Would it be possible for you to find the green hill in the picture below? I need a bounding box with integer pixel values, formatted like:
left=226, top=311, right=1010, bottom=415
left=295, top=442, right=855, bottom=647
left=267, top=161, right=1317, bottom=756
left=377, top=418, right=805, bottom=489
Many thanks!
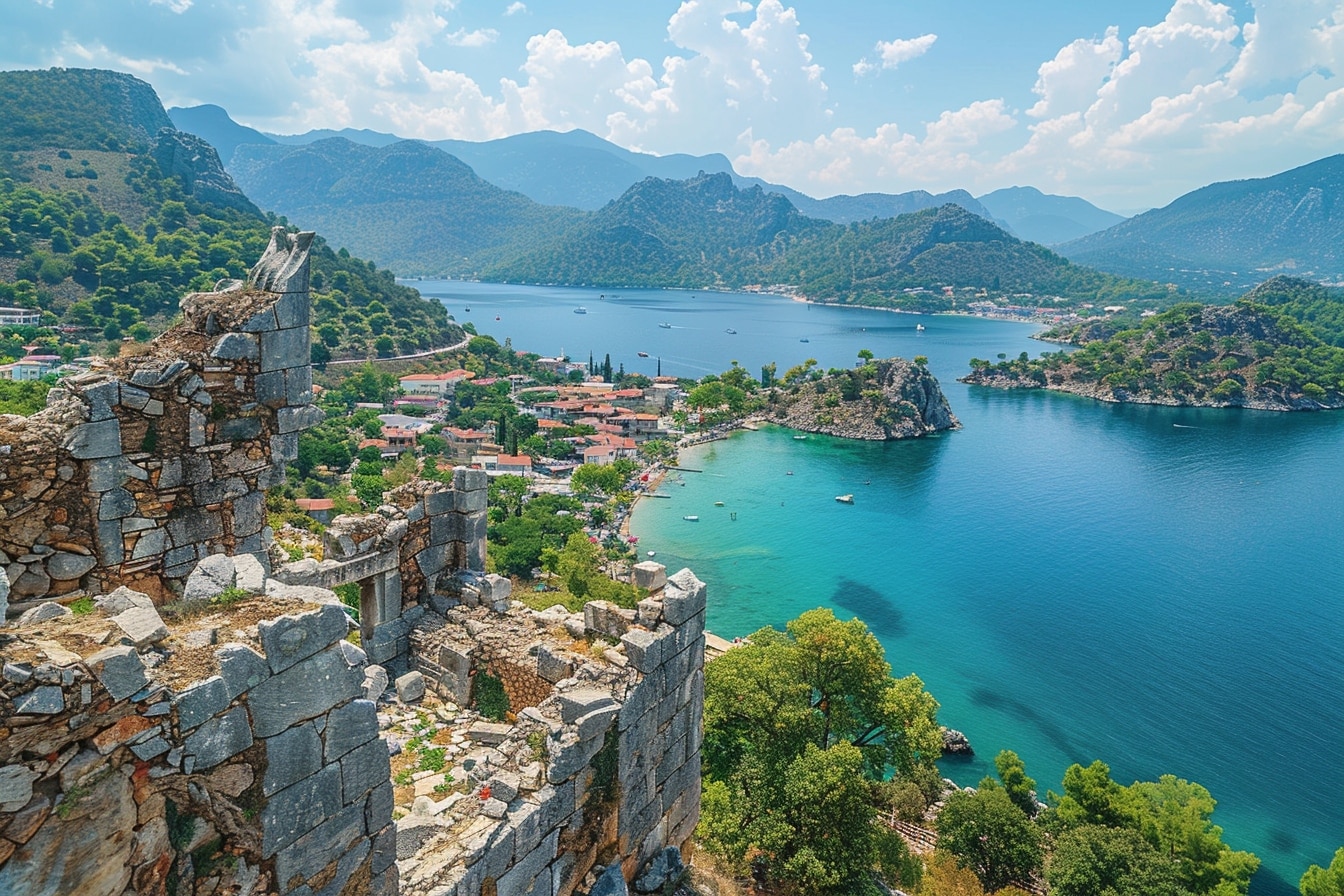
left=229, top=138, right=582, bottom=275
left=961, top=276, right=1344, bottom=410
left=976, top=186, right=1126, bottom=245
left=486, top=172, right=1166, bottom=309
left=0, top=68, right=462, bottom=364
left=1058, top=155, right=1344, bottom=292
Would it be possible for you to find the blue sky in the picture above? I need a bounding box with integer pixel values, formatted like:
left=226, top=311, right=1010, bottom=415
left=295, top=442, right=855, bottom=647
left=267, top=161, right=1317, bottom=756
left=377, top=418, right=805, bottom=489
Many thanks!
left=4, top=0, right=1341, bottom=211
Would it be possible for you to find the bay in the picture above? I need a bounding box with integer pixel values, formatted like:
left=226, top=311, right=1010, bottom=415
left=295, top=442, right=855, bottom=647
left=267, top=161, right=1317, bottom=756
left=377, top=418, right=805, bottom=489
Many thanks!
left=414, top=279, right=1344, bottom=894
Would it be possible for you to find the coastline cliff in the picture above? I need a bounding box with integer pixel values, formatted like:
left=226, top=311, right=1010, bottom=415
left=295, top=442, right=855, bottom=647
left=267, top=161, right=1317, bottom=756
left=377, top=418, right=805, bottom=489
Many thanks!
left=768, top=357, right=960, bottom=440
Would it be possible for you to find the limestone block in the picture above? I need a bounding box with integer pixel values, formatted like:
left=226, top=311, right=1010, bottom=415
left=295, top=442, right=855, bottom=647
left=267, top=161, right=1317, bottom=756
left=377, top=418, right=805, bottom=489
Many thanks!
left=272, top=803, right=366, bottom=889
left=662, top=568, right=707, bottom=625
left=0, top=574, right=7, bottom=626
left=362, top=664, right=389, bottom=702
left=631, top=562, right=667, bottom=592
left=174, top=675, right=231, bottom=732
left=45, top=551, right=95, bottom=581
left=277, top=404, right=325, bottom=434
left=258, top=604, right=349, bottom=673
left=112, top=604, right=169, bottom=648
left=13, top=685, right=64, bottom=715
left=184, top=553, right=235, bottom=602
left=120, top=384, right=150, bottom=411
left=467, top=721, right=512, bottom=746
left=219, top=416, right=262, bottom=440
left=240, top=306, right=278, bottom=333
left=86, top=456, right=143, bottom=492
left=188, top=407, right=206, bottom=447
left=366, top=781, right=395, bottom=833
left=620, top=628, right=663, bottom=673
left=262, top=722, right=323, bottom=796
left=96, top=520, right=124, bottom=565
left=285, top=365, right=313, bottom=405
left=497, top=830, right=560, bottom=896
left=590, top=863, right=631, bottom=896
left=130, top=736, right=170, bottom=760
left=424, top=489, right=454, bottom=516
left=486, top=770, right=520, bottom=804
left=536, top=645, right=574, bottom=684
left=232, top=552, right=268, bottom=593
left=261, top=763, right=342, bottom=856
left=247, top=643, right=364, bottom=738
left=216, top=643, right=270, bottom=699
left=395, top=814, right=447, bottom=860
left=18, top=601, right=71, bottom=625
left=395, top=670, right=425, bottom=703
left=370, top=823, right=397, bottom=876
left=558, top=688, right=619, bottom=724
left=130, top=528, right=168, bottom=561
left=324, top=698, right=379, bottom=762
left=340, top=737, right=390, bottom=805
left=481, top=573, right=512, bottom=605
left=577, top=705, right=620, bottom=743
left=86, top=645, right=148, bottom=701
left=0, top=767, right=135, bottom=896
left=0, top=766, right=39, bottom=813
left=183, top=705, right=253, bottom=772
left=585, top=601, right=634, bottom=639
left=64, top=418, right=122, bottom=459
left=453, top=466, right=488, bottom=493
left=194, top=477, right=248, bottom=506
left=260, top=326, right=309, bottom=373
left=210, top=332, right=260, bottom=361
left=254, top=369, right=287, bottom=408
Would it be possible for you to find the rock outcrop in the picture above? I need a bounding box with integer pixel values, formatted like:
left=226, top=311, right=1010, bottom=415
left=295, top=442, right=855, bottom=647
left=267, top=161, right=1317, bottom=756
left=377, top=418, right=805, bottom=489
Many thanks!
left=770, top=357, right=959, bottom=440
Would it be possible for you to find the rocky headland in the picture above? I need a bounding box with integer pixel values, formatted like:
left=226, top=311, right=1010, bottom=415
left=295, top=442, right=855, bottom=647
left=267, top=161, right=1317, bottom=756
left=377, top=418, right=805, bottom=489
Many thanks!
left=768, top=357, right=960, bottom=440
left=960, top=280, right=1344, bottom=412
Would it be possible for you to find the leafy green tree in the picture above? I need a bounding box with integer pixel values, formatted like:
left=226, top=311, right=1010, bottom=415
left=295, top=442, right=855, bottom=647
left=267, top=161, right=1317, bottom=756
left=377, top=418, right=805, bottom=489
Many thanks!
left=569, top=462, right=626, bottom=499
left=700, top=609, right=943, bottom=893
left=1047, top=825, right=1193, bottom=896
left=1301, top=848, right=1344, bottom=896
left=991, top=750, right=1038, bottom=817
left=936, top=786, right=1043, bottom=892
left=488, top=474, right=528, bottom=518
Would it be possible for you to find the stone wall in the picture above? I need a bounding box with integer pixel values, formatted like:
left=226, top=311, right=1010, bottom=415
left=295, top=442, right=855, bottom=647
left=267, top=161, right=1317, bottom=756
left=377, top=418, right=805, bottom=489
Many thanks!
left=0, top=570, right=394, bottom=896
left=395, top=563, right=705, bottom=896
left=0, top=228, right=322, bottom=611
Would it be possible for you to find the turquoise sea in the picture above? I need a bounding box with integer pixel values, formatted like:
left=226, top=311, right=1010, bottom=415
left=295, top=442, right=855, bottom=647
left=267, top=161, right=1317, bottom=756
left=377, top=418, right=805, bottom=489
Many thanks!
left=415, top=280, right=1344, bottom=894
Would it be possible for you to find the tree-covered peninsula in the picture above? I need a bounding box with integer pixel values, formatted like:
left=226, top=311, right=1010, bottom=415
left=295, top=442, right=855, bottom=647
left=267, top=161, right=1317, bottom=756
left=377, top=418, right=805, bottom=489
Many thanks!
left=961, top=277, right=1344, bottom=410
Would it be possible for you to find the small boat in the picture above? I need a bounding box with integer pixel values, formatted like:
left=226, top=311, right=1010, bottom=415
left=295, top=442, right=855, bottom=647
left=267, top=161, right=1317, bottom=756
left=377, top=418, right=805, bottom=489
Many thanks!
left=714, top=501, right=725, bottom=507
left=916, top=323, right=926, bottom=331
left=465, top=307, right=470, bottom=312
left=638, top=351, right=649, bottom=358
left=495, top=315, right=501, bottom=321
left=786, top=471, right=793, bottom=476
left=647, top=550, right=655, bottom=557
left=574, top=307, right=587, bottom=314
left=683, top=515, right=699, bottom=522
left=793, top=435, right=807, bottom=440
left=725, top=328, right=737, bottom=334
left=659, top=322, right=672, bottom=329
left=799, top=337, right=809, bottom=343
left=835, top=494, right=854, bottom=504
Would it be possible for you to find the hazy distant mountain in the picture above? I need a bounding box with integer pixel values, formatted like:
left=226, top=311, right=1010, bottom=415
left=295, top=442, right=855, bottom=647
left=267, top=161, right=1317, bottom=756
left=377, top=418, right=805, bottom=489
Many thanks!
left=485, top=172, right=1165, bottom=307
left=1058, top=155, right=1344, bottom=292
left=976, top=186, right=1126, bottom=245
left=228, top=137, right=582, bottom=273
left=177, top=103, right=1000, bottom=224
left=167, top=104, right=275, bottom=166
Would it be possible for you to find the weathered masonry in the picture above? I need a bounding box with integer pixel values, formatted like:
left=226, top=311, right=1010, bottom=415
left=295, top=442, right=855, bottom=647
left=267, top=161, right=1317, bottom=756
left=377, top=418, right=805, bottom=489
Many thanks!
left=1, top=231, right=705, bottom=896
left=0, top=228, right=324, bottom=608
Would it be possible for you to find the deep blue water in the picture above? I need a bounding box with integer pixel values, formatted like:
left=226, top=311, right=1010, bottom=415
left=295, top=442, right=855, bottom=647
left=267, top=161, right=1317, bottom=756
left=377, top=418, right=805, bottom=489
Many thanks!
left=414, top=280, right=1344, bottom=893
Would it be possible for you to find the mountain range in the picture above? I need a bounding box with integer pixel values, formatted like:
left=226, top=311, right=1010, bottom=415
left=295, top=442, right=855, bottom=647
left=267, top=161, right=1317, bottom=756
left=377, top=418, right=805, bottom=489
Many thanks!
left=1057, top=155, right=1344, bottom=292
left=168, top=105, right=1117, bottom=244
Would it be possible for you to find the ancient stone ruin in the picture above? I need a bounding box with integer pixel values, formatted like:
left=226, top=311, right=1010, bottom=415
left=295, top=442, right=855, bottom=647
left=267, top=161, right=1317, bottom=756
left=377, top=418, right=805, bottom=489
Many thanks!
left=1, top=234, right=705, bottom=896
left=0, top=227, right=324, bottom=607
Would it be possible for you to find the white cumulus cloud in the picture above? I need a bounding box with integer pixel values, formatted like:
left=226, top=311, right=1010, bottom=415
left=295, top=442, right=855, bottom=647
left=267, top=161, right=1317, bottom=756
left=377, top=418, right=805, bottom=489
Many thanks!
left=853, top=33, right=937, bottom=76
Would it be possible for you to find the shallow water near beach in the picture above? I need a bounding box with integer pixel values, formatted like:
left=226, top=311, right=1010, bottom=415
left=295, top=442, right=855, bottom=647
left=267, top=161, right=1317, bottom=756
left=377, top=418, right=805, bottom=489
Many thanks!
left=417, top=279, right=1344, bottom=893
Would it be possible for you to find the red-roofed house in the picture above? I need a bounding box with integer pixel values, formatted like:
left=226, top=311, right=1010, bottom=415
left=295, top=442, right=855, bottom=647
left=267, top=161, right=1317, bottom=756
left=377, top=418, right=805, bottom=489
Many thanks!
left=295, top=498, right=337, bottom=524
left=581, top=446, right=617, bottom=466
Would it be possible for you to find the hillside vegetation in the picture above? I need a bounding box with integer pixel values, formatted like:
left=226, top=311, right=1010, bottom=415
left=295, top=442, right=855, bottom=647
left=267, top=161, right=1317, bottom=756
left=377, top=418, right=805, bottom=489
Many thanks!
left=228, top=138, right=581, bottom=274
left=1059, top=154, right=1344, bottom=292
left=0, top=68, right=462, bottom=364
left=961, top=277, right=1344, bottom=410
left=487, top=173, right=1168, bottom=309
